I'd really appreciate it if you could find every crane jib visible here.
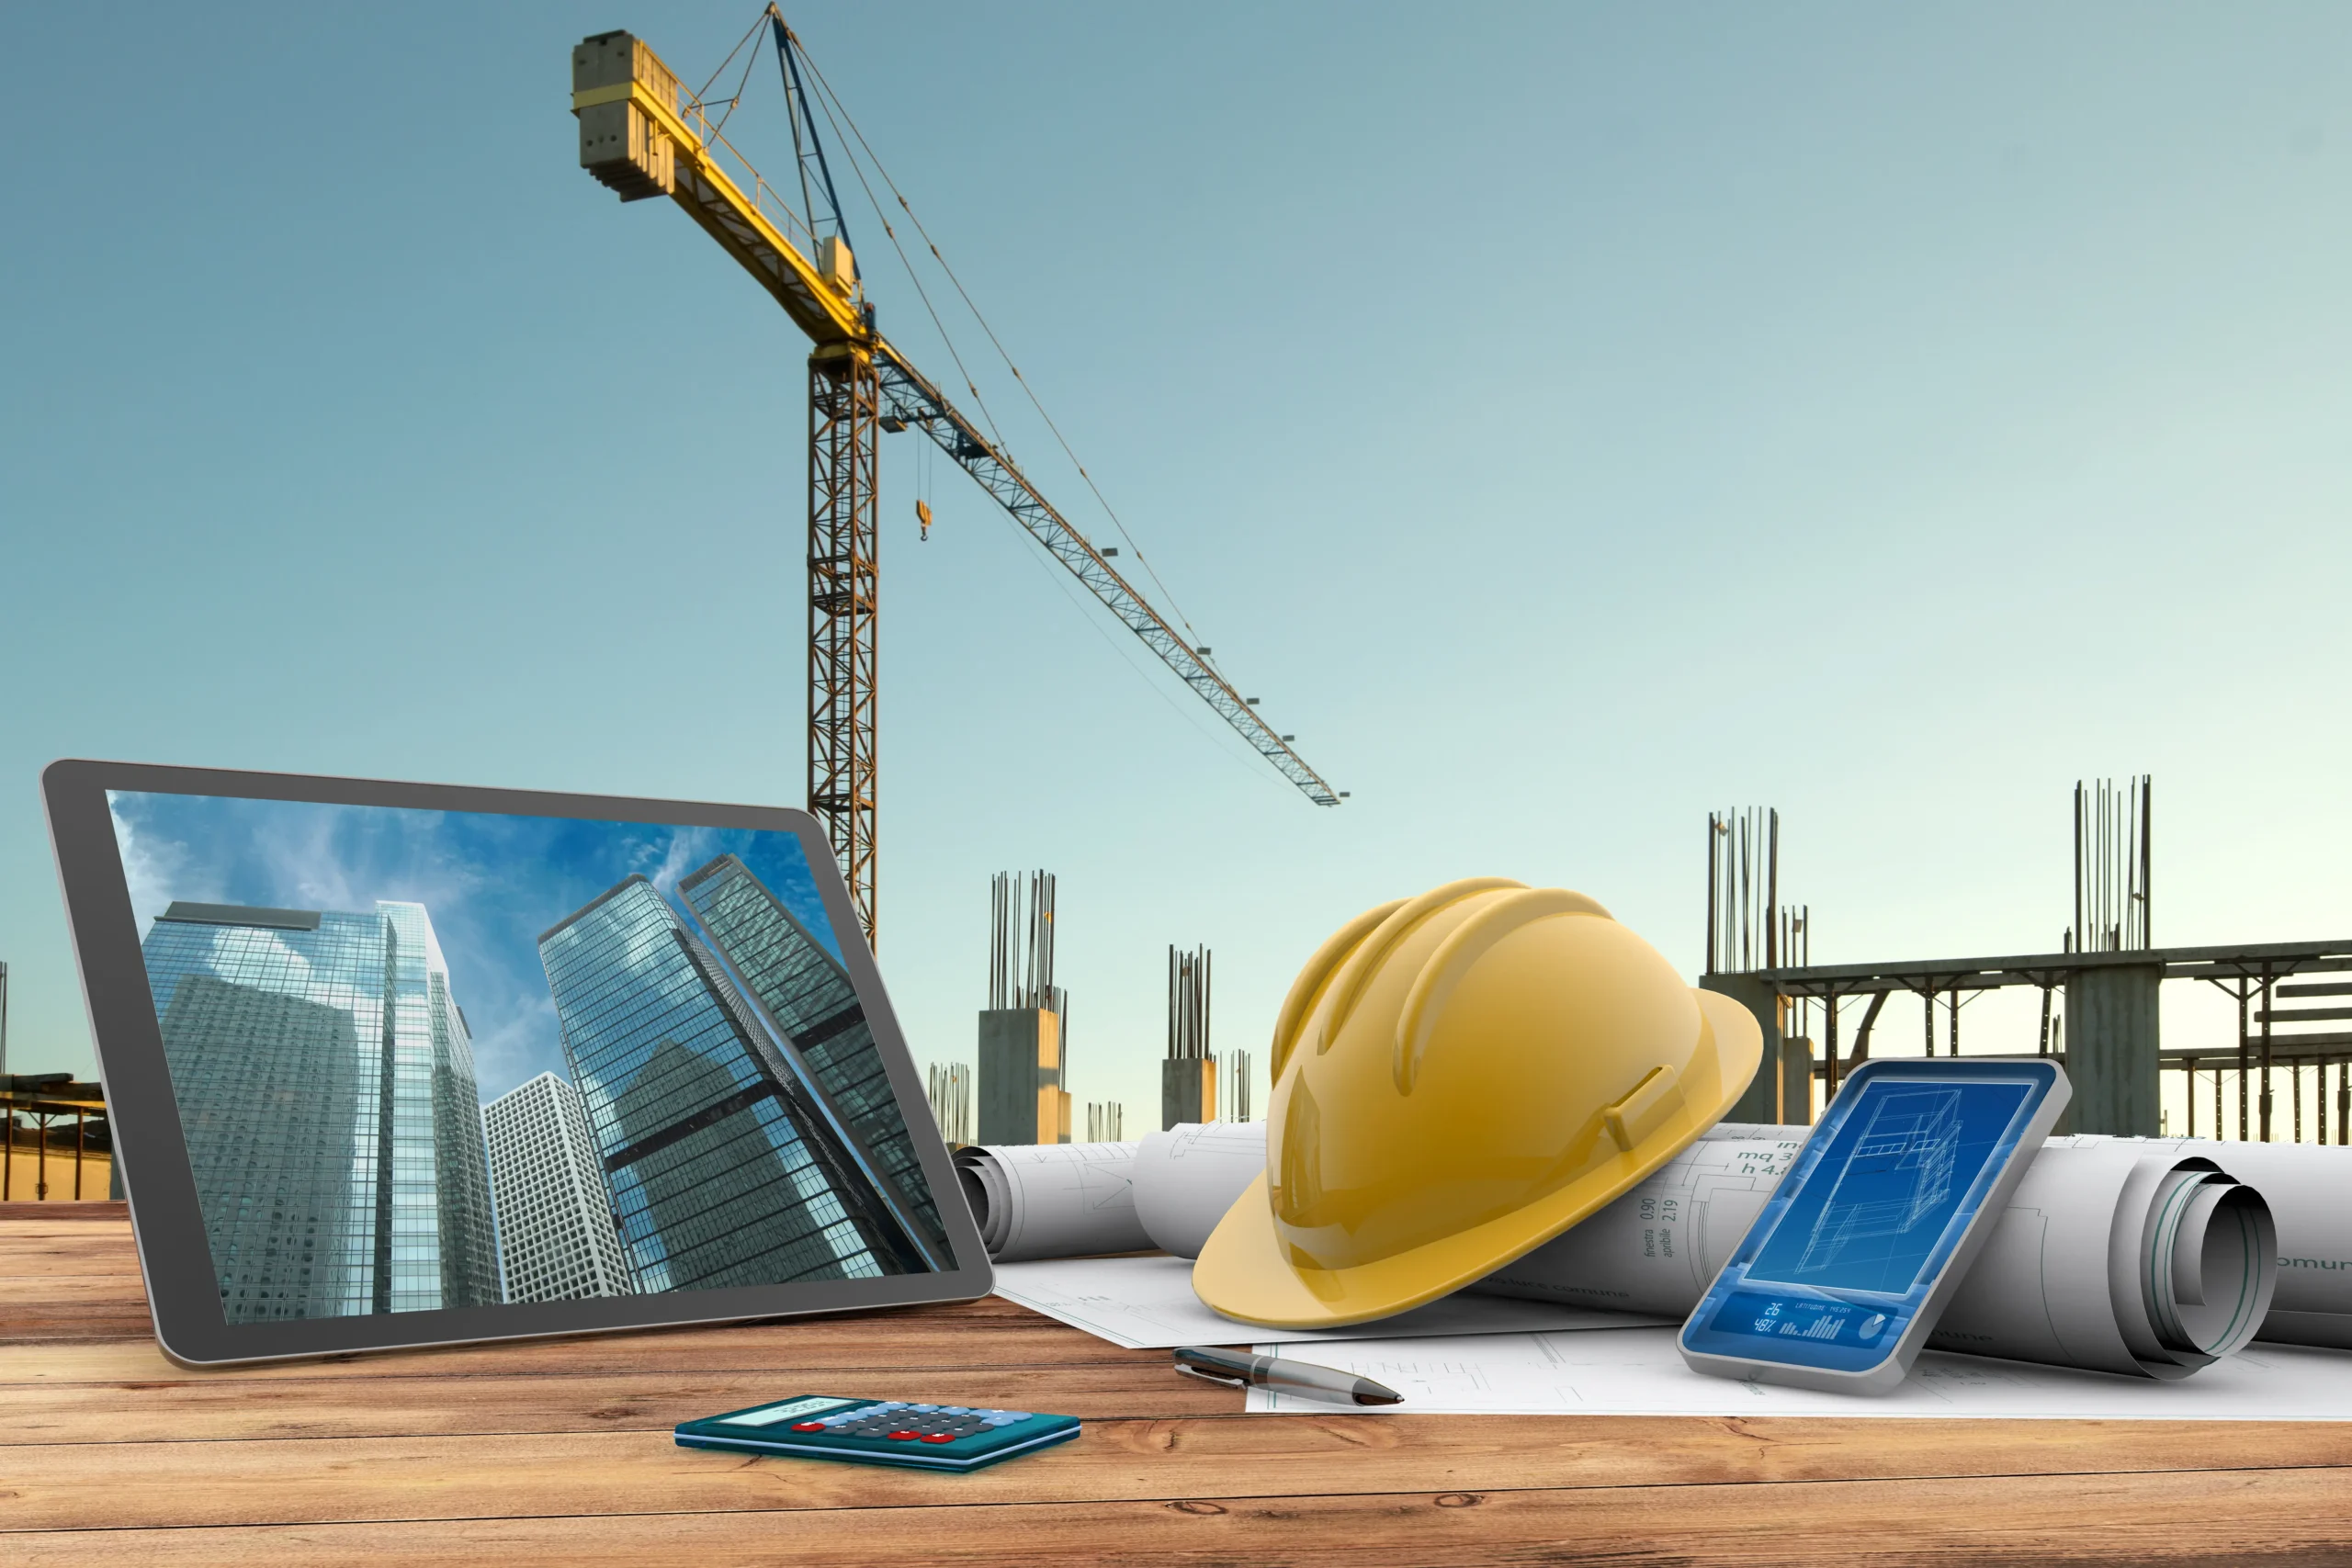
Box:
[868,347,1340,807]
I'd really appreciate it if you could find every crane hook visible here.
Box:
[916,498,934,542]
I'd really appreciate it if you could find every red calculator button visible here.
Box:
[921,1433,956,1443]
[790,1423,826,1432]
[888,1430,919,1440]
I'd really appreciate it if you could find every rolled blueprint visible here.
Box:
[1927,1140,2274,1378]
[1131,1122,1271,1259]
[1476,1128,2282,1380]
[953,1141,1151,1262]
[2075,1135,2352,1351]
[953,1124,1270,1262]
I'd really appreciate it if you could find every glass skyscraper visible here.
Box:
[537,876,928,1292]
[138,900,502,1321]
[677,854,947,1255]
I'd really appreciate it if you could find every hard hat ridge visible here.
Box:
[1306,876,1521,1072]
[1393,886,1611,1095]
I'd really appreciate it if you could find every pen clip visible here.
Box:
[1173,1364,1250,1390]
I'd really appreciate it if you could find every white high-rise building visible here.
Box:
[483,1072,635,1303]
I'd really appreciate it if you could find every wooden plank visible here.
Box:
[11,1467,2352,1563]
[0,1216,135,1245]
[0,1303,155,1340]
[2,1274,156,1307]
[1,1306,1160,1382]
[0,1234,144,1278]
[10,1417,2352,1533]
[10,1344,2352,1482]
[0,1201,125,1222]
[6,1366,1237,1444]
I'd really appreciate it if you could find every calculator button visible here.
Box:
[909,1404,939,1412]
[888,1430,919,1441]
[791,1422,826,1432]
[922,1433,956,1443]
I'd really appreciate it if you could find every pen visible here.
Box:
[1172,1345,1404,1406]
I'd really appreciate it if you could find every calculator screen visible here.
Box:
[721,1397,859,1427]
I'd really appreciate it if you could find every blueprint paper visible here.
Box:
[952,1141,1151,1262]
[2071,1136,2352,1350]
[1930,1141,2273,1377]
[1131,1122,1267,1258]
[1476,1136,1805,1315]
[1245,1326,2352,1418]
[956,1123,1267,1264]
[990,1254,1670,1350]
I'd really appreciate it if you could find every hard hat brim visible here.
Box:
[1191,987,1766,1330]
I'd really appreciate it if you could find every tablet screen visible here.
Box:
[106,788,953,1325]
[1678,1061,2056,1376]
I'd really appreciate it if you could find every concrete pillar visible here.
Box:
[1779,1036,1815,1125]
[1701,972,1779,1124]
[978,1008,1064,1145]
[1162,1058,1216,1131]
[2064,964,2161,1135]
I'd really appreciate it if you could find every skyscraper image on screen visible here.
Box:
[676,853,948,1253]
[537,875,935,1292]
[483,1071,638,1303]
[1793,1088,1962,1276]
[140,900,503,1321]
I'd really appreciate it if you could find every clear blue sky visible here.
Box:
[6,3,2348,1133]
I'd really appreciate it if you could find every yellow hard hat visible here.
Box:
[1193,876,1763,1329]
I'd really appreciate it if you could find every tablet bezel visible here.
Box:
[42,758,993,1366]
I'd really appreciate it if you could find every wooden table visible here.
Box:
[9,1201,2352,1564]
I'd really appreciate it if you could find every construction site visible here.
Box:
[1702,780,2352,1146]
[13,7,2352,1559]
[560,15,2349,1156]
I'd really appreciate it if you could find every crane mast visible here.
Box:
[572,23,1340,946]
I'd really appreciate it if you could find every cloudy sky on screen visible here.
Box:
[106,791,838,1100]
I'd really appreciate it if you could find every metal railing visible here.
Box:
[2,1077,107,1201]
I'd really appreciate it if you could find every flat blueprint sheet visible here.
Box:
[992,1255,1671,1350]
[1245,1325,2352,1418]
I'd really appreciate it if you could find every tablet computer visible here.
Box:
[42,760,991,1365]
[1677,1057,2068,1394]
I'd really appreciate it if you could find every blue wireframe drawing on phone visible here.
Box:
[1793,1089,1962,1276]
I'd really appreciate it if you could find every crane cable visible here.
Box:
[688,12,774,143]
[787,37,1212,656]
[779,49,1013,456]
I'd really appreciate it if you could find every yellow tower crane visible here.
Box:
[571,17,1340,949]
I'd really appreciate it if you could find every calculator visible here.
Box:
[673,1396,1081,1472]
